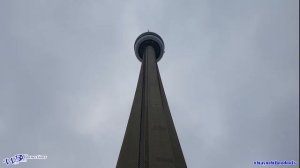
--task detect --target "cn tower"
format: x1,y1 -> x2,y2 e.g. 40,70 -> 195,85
117,32 -> 187,168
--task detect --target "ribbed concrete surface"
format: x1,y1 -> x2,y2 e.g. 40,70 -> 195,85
117,46 -> 187,168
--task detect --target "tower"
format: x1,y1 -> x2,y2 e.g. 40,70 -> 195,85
117,32 -> 187,168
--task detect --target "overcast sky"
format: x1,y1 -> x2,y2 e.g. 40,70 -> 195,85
0,0 -> 298,167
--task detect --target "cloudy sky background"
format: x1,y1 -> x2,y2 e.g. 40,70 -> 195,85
0,0 -> 298,167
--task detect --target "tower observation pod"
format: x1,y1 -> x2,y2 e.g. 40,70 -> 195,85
117,32 -> 187,168
134,32 -> 165,62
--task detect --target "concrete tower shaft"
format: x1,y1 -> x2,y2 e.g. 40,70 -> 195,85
117,32 -> 187,168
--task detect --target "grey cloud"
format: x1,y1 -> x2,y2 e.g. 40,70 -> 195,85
0,0 -> 298,167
